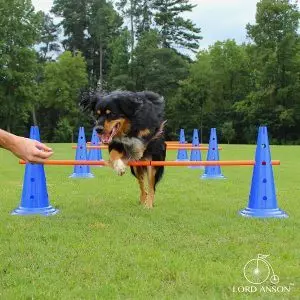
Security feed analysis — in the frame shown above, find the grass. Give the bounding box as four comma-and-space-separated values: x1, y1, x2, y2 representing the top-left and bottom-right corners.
0, 144, 300, 299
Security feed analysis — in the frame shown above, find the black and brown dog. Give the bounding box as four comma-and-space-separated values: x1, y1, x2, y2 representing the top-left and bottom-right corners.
81, 90, 166, 208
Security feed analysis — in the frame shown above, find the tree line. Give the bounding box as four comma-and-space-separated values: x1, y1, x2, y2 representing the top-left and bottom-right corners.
0, 0, 299, 143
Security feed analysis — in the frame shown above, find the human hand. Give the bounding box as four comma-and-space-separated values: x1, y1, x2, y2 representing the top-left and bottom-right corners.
10, 136, 53, 163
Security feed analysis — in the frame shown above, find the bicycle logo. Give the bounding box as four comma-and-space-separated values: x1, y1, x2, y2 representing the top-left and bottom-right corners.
243, 254, 279, 285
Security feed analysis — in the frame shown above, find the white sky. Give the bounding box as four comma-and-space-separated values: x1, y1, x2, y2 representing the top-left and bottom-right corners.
32, 0, 259, 49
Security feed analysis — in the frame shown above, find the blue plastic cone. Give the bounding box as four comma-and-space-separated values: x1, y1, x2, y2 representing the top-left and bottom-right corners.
70, 127, 94, 178
189, 129, 203, 169
88, 128, 103, 166
12, 126, 58, 216
240, 126, 287, 218
176, 129, 188, 161
201, 128, 225, 179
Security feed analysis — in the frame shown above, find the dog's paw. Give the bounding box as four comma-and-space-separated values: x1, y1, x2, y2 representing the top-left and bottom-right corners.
143, 202, 153, 209
112, 159, 126, 176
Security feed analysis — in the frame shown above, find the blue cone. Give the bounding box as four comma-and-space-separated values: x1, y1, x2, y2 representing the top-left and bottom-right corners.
176, 128, 188, 161
189, 129, 203, 169
88, 128, 103, 166
201, 128, 225, 179
70, 127, 94, 178
240, 126, 287, 218
12, 126, 58, 216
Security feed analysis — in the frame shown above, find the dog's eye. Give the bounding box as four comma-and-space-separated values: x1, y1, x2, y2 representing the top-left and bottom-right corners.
106, 109, 111, 115
96, 110, 101, 115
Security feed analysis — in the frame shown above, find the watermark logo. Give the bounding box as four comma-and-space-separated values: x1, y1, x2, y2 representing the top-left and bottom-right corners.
243, 254, 279, 285
232, 254, 294, 294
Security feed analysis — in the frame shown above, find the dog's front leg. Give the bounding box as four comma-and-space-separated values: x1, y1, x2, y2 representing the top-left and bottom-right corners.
145, 166, 156, 208
109, 150, 127, 176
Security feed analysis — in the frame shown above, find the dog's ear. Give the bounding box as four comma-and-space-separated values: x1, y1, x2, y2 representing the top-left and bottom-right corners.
79, 90, 97, 112
118, 92, 143, 117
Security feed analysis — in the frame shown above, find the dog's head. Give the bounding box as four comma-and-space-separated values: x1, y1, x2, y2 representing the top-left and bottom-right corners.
80, 91, 144, 144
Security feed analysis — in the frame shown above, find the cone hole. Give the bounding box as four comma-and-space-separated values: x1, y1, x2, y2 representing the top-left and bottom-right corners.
80, 136, 83, 139
212, 148, 215, 150
262, 161, 266, 165
213, 138, 215, 140
30, 195, 34, 200
262, 143, 266, 149
80, 146, 83, 149
30, 178, 35, 182
263, 178, 267, 183
263, 196, 267, 200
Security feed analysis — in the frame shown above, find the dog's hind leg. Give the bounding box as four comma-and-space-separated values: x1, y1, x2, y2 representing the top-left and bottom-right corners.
132, 167, 147, 204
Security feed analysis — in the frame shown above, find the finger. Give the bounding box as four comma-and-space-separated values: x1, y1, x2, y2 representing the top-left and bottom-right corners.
34, 149, 53, 159
35, 141, 53, 152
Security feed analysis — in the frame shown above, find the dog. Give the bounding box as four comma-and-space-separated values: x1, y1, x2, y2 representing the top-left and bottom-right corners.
81, 90, 166, 208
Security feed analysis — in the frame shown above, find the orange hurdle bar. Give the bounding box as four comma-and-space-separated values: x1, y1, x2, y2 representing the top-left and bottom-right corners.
72, 145, 222, 150
19, 160, 280, 166
164, 146, 222, 150
87, 141, 202, 145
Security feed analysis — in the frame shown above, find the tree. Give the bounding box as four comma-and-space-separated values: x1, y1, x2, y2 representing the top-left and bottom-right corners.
40, 51, 88, 140
38, 12, 61, 61
0, 0, 42, 133
168, 50, 212, 139
243, 0, 300, 142
221, 121, 236, 144
52, 0, 124, 88
89, 0, 123, 89
51, 0, 90, 54
131, 30, 189, 95
116, 0, 140, 58
107, 29, 133, 90
153, 0, 202, 53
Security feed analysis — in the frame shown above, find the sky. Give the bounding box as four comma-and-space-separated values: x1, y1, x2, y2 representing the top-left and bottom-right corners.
31, 0, 259, 50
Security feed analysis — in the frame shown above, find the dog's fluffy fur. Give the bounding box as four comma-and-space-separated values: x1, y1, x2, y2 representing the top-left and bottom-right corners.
81, 90, 166, 208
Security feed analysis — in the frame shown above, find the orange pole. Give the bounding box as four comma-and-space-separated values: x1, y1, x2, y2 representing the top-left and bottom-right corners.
166, 146, 222, 150
72, 145, 108, 149
72, 145, 221, 150
19, 160, 280, 166
86, 141, 201, 145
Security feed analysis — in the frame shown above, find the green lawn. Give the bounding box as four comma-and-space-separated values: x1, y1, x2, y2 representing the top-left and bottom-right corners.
0, 144, 299, 299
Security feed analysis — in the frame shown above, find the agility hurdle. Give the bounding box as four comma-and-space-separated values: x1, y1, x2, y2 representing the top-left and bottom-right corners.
20, 160, 280, 166
14, 125, 287, 219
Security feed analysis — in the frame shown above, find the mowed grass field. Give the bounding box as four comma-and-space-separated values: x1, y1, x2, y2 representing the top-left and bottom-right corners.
0, 144, 300, 299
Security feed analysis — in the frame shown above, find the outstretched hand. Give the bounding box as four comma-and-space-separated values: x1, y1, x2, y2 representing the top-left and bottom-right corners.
10, 136, 53, 163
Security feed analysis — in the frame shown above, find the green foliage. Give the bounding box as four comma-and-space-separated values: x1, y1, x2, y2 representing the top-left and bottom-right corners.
107, 29, 132, 90
42, 51, 88, 112
153, 0, 202, 52
53, 118, 73, 142
0, 0, 42, 132
38, 13, 61, 61
39, 51, 88, 139
0, 0, 300, 143
52, 0, 123, 88
221, 121, 236, 144
132, 31, 189, 95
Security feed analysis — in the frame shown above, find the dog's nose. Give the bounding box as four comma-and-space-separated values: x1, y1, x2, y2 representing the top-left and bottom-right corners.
95, 125, 104, 134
